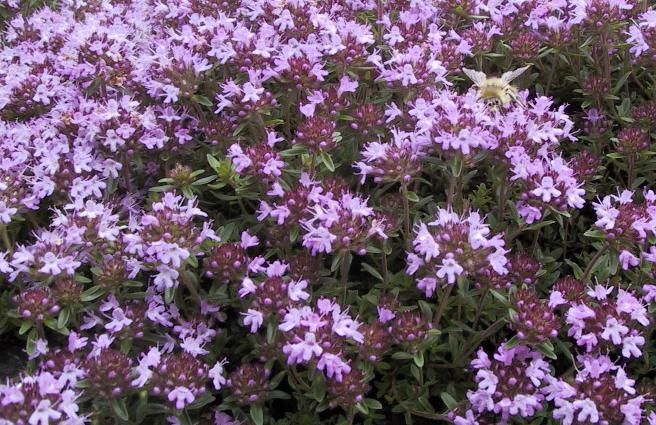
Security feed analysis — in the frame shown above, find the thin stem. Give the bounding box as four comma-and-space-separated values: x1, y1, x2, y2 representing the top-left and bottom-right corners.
496, 165, 509, 222
180, 270, 202, 306
400, 185, 411, 251
381, 245, 389, 293
627, 153, 636, 187
340, 251, 352, 304
406, 409, 450, 422
36, 321, 46, 339
497, 179, 507, 222
446, 174, 456, 210
472, 287, 488, 330
505, 224, 526, 245
0, 224, 12, 253
376, 0, 384, 46
433, 284, 453, 328
530, 228, 541, 255
236, 197, 249, 216
25, 212, 40, 229
122, 152, 134, 193
288, 365, 312, 391
447, 153, 464, 213
347, 409, 355, 425
192, 102, 209, 128
460, 318, 507, 362
254, 111, 267, 139
545, 53, 559, 96
309, 153, 317, 175
582, 242, 611, 283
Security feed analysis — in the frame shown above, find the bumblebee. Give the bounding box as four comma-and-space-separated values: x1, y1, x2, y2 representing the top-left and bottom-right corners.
462, 65, 531, 109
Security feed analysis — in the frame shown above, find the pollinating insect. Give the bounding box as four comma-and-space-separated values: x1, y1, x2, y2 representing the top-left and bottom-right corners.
462, 65, 531, 109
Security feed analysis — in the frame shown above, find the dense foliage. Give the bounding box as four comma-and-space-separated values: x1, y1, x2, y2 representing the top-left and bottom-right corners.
0, 0, 656, 424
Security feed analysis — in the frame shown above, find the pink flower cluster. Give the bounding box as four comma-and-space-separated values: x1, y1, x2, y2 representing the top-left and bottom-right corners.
552, 284, 649, 358
279, 298, 363, 382
1, 0, 655, 422
594, 189, 656, 269
408, 208, 507, 295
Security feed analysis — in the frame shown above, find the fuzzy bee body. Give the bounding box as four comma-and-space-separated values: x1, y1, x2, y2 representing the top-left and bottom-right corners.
462, 66, 531, 109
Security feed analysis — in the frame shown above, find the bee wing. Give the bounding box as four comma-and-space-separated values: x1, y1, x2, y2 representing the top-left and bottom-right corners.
506, 88, 527, 108
500, 65, 531, 83
462, 68, 487, 86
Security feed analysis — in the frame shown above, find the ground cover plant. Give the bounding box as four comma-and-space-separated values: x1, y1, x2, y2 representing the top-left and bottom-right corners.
0, 0, 656, 423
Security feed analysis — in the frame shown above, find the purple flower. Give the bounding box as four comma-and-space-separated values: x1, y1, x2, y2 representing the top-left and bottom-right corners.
408, 208, 507, 293
209, 359, 228, 390
242, 309, 264, 333
531, 176, 561, 202
317, 352, 351, 381
29, 400, 62, 425
105, 308, 133, 333
436, 255, 464, 284
283, 332, 323, 364
168, 386, 195, 410
601, 317, 628, 344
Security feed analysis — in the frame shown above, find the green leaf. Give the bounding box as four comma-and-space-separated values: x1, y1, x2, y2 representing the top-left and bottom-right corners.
440, 392, 458, 410
270, 371, 286, 389
269, 390, 291, 400
365, 245, 382, 254
417, 398, 434, 415
504, 335, 521, 349
361, 263, 383, 281
135, 391, 148, 423
413, 350, 424, 368
489, 289, 508, 304
177, 411, 194, 425
427, 328, 441, 337
411, 364, 422, 383
418, 300, 433, 322
182, 186, 194, 198
526, 220, 555, 231
74, 274, 92, 283
110, 398, 129, 421
537, 341, 557, 359
391, 352, 414, 360
450, 154, 463, 177
564, 259, 584, 280
191, 94, 214, 107
404, 191, 420, 202
80, 286, 106, 302
207, 154, 222, 171
149, 184, 174, 193
57, 308, 71, 329
364, 398, 382, 410
290, 226, 299, 243
165, 287, 175, 304
612, 71, 631, 95
191, 175, 218, 186
250, 405, 264, 425
187, 392, 215, 410
26, 328, 37, 355
187, 255, 198, 269
18, 321, 32, 335
311, 377, 326, 402
330, 251, 344, 273
218, 222, 236, 241
320, 152, 335, 172
266, 320, 277, 344
583, 229, 607, 239
355, 402, 369, 415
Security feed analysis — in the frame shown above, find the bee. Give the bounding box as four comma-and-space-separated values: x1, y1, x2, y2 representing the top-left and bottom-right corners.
461, 65, 531, 109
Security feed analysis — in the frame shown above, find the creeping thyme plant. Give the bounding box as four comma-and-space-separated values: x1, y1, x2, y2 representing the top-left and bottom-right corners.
1, 0, 656, 424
